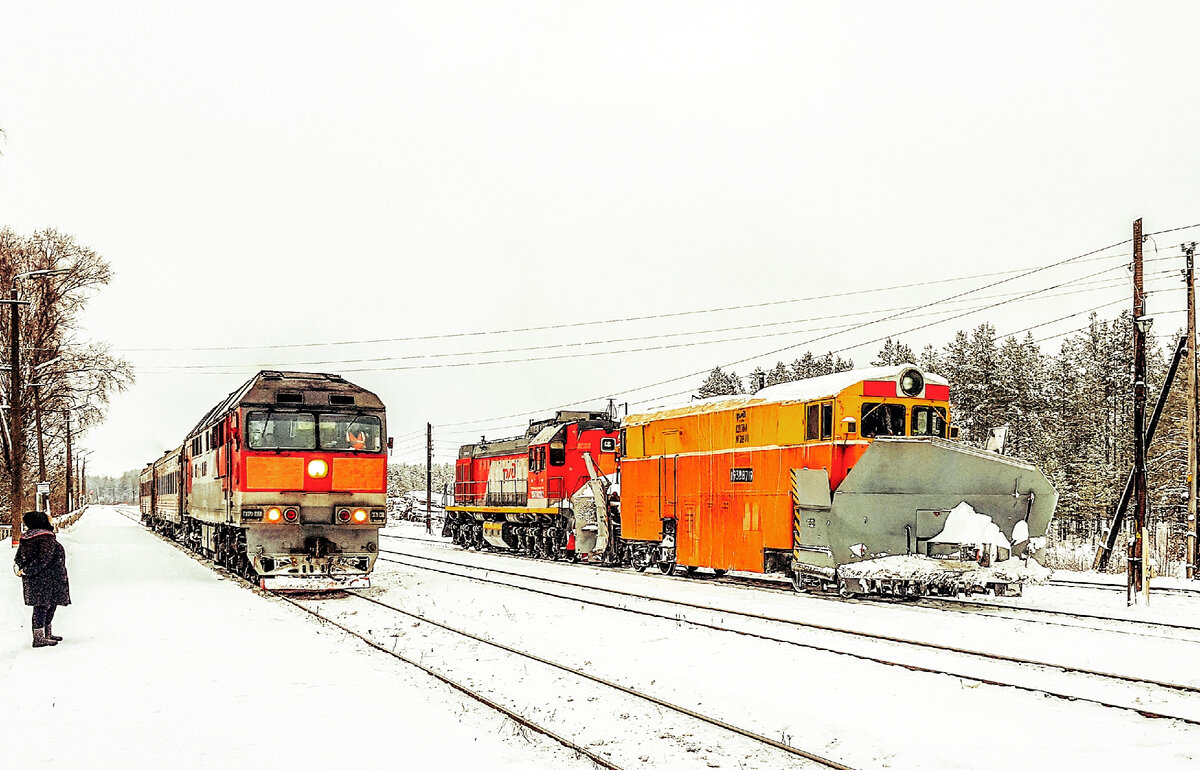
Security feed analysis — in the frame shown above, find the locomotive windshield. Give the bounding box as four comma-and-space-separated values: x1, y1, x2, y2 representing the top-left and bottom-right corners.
911, 406, 948, 438
247, 412, 316, 449
319, 414, 383, 452
860, 403, 906, 437
246, 411, 382, 452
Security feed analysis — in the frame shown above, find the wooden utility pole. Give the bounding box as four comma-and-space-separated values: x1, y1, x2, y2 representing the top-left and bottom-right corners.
426, 422, 433, 520
1130, 218, 1149, 606
1187, 241, 1199, 580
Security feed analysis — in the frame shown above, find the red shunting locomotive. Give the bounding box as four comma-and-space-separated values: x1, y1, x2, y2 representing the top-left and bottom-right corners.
444, 410, 620, 559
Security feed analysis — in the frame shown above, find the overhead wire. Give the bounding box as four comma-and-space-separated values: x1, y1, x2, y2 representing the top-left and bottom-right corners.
133, 265, 1170, 376
118, 253, 1141, 355
429, 224, 1200, 434
130, 267, 1165, 371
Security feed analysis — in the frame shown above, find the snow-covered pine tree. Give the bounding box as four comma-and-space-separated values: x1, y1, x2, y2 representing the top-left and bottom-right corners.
872, 337, 916, 367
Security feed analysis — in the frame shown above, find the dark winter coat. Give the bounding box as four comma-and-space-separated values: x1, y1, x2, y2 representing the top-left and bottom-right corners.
15, 529, 71, 607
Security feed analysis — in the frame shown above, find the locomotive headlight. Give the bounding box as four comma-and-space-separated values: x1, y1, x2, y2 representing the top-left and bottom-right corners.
899, 368, 924, 397
352, 508, 369, 523
307, 459, 328, 478
266, 507, 283, 523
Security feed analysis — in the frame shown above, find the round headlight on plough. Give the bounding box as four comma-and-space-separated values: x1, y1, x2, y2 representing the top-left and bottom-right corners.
899, 368, 924, 397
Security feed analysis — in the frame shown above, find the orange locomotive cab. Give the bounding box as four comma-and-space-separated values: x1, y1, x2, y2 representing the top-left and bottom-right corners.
619, 365, 954, 576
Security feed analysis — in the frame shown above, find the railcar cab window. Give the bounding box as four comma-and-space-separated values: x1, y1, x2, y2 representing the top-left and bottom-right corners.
319, 414, 383, 451
805, 402, 833, 441
911, 406, 948, 438
549, 441, 566, 466
860, 403, 906, 438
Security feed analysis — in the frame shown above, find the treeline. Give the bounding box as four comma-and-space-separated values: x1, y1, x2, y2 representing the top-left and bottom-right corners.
698, 312, 1190, 538
388, 462, 455, 498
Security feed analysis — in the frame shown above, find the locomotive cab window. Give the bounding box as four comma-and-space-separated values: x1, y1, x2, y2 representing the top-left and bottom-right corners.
861, 403, 906, 438
319, 414, 383, 451
911, 406, 948, 438
246, 412, 316, 450
549, 441, 566, 466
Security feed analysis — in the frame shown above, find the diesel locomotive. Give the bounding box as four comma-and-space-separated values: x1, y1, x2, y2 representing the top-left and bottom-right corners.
140, 370, 389, 590
445, 364, 1057, 596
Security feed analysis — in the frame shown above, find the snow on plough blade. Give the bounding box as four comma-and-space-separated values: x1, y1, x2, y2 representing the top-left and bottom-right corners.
260, 574, 371, 591
792, 436, 1058, 597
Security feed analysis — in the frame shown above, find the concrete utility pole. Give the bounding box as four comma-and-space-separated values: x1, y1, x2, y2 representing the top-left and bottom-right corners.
426, 422, 433, 520
1187, 241, 1199, 580
5, 268, 69, 543
64, 412, 72, 513
1130, 218, 1149, 606
32, 384, 46, 511
3, 288, 29, 546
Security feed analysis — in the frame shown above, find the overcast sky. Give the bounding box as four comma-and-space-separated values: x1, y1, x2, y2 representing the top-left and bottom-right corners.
2, 2, 1199, 477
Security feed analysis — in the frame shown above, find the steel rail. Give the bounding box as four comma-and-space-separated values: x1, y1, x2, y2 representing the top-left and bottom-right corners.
916, 593, 1200, 637
380, 531, 1200, 637
275, 594, 626, 770
121, 509, 624, 770
1049, 577, 1200, 597
377, 548, 1200, 725
333, 589, 856, 770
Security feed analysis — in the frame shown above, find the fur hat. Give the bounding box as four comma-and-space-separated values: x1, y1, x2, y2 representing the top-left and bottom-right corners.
22, 510, 53, 531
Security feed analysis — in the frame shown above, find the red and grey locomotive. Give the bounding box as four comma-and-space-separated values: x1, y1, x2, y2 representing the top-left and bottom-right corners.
444, 410, 621, 559
140, 370, 389, 589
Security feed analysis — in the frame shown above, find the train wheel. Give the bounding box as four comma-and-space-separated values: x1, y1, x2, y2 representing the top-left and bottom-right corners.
684, 566, 699, 577
713, 569, 727, 577
657, 560, 676, 575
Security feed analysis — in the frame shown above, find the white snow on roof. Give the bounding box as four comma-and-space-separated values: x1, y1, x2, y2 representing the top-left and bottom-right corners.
629, 364, 947, 419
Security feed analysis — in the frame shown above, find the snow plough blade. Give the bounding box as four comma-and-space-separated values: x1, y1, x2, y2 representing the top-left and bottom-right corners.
792, 436, 1057, 596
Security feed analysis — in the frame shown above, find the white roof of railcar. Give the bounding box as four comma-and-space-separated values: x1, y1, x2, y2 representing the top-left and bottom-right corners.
624, 364, 948, 425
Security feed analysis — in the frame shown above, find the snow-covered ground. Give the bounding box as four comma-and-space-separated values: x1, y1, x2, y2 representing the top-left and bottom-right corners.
5, 506, 1200, 769
0, 507, 596, 769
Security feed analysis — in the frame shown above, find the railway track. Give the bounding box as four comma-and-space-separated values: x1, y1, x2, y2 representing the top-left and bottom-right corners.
380, 532, 1200, 640
1049, 576, 1200, 597
284, 590, 854, 770
376, 542, 1200, 726
127, 508, 844, 769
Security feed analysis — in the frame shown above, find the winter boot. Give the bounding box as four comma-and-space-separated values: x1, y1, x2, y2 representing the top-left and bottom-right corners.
32, 628, 58, 648
45, 624, 63, 642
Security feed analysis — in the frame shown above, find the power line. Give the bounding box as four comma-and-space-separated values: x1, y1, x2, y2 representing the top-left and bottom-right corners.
432, 233, 1154, 432
134, 265, 1160, 375
118, 253, 1140, 355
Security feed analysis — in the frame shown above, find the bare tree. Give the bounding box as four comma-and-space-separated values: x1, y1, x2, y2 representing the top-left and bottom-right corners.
0, 227, 134, 521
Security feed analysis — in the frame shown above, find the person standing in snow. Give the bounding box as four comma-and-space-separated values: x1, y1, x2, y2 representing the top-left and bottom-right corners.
13, 510, 71, 648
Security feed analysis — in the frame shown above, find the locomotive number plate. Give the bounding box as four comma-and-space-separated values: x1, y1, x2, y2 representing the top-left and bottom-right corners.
730, 468, 754, 483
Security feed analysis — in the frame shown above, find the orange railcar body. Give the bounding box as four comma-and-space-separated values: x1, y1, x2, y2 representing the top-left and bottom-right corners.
621, 371, 950, 574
